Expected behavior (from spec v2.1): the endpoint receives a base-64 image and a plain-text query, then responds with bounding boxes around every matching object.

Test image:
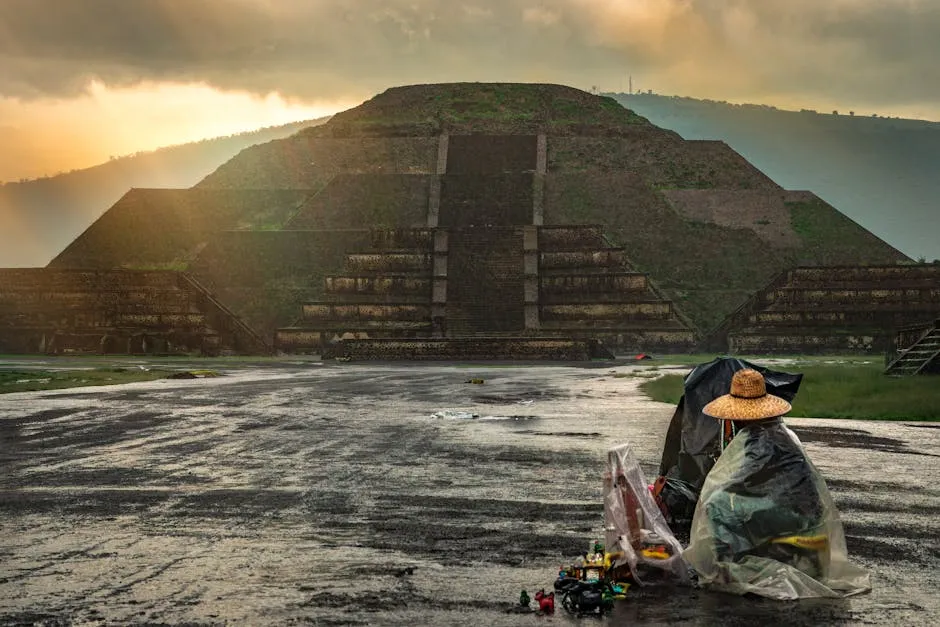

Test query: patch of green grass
[639,374,685,405]
[0,368,173,393]
[0,367,221,393]
[639,362,940,421]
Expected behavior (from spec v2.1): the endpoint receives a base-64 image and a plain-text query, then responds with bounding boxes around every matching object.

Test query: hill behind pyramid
[46,83,909,343]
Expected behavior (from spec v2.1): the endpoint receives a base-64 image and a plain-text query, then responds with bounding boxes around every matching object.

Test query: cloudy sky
[2,0,938,181]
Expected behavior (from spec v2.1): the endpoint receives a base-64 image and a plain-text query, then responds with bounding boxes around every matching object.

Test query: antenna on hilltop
[629,75,633,95]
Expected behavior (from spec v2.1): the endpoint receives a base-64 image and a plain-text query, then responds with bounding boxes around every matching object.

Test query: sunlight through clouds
[0,81,353,182]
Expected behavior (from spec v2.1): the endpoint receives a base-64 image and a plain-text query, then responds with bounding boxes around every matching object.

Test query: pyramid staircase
[884,319,940,376]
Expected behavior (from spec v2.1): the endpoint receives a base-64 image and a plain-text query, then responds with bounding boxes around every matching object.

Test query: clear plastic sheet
[604,443,689,585]
[683,419,871,599]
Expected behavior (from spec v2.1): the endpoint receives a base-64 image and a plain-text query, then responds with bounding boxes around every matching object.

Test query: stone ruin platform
[708,265,940,354]
[0,269,267,356]
[320,336,614,361]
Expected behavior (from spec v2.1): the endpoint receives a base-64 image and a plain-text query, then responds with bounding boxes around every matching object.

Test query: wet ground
[0,360,938,626]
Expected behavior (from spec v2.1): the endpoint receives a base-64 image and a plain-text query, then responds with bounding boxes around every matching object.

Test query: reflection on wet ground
[0,362,938,625]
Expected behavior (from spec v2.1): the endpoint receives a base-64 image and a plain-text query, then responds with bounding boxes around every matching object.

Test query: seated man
[683,369,870,599]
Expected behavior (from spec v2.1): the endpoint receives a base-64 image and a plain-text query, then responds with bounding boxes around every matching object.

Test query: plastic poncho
[604,443,689,585]
[683,419,870,599]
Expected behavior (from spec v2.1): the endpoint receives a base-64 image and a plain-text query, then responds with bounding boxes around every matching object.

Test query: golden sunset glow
[2,0,938,181]
[1,0,938,266]
[0,81,354,182]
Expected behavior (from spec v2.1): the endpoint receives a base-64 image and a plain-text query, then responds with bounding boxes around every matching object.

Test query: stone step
[540,250,625,270]
[541,319,694,335]
[0,303,205,326]
[729,332,883,353]
[540,292,661,304]
[344,252,432,273]
[324,275,431,296]
[750,310,940,325]
[112,313,209,328]
[771,286,940,303]
[320,293,431,305]
[302,303,431,322]
[0,269,183,291]
[540,273,648,293]
[539,266,630,276]
[566,328,698,349]
[541,302,674,321]
[368,229,434,250]
[274,328,325,352]
[788,266,940,284]
[537,226,607,251]
[0,287,191,302]
[784,280,940,290]
[297,320,432,337]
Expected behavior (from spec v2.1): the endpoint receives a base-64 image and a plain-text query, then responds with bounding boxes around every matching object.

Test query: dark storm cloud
[1,0,938,110]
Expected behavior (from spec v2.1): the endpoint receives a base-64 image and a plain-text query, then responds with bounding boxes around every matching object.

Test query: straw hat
[702,368,792,421]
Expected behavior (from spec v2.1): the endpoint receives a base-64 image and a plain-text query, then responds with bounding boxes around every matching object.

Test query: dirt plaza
[1,360,938,625]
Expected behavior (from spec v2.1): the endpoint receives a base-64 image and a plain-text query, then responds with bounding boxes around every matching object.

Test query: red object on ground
[634,353,652,360]
[534,589,555,614]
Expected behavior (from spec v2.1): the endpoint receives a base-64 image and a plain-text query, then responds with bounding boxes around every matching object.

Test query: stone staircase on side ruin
[884,319,940,376]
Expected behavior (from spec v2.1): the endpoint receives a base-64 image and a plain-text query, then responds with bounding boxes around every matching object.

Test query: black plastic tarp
[656,357,803,528]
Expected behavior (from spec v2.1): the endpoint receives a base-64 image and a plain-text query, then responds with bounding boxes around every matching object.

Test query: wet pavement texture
[0,361,938,626]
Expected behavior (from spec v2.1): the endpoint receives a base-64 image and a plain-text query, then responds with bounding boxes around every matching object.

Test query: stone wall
[716,264,940,353]
[543,171,909,332]
[0,269,241,354]
[662,189,800,248]
[535,225,696,352]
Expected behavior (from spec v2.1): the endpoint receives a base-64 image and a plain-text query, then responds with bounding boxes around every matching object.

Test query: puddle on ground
[790,425,939,457]
[429,409,538,421]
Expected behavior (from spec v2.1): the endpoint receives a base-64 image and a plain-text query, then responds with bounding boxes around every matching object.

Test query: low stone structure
[708,265,940,353]
[0,269,266,355]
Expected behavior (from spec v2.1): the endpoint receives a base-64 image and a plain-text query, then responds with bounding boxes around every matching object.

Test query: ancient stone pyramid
[4,83,932,357]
